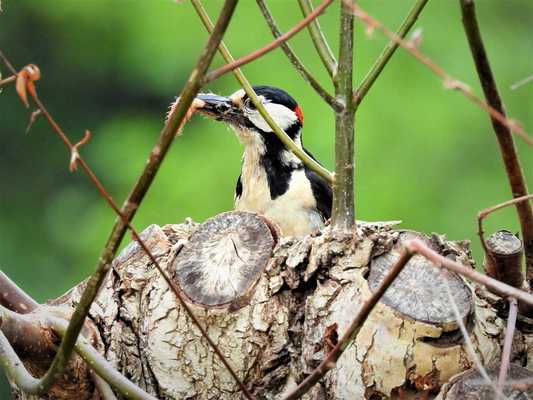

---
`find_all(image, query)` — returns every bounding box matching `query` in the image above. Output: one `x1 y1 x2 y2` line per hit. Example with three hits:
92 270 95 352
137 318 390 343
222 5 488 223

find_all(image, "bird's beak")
195 93 243 125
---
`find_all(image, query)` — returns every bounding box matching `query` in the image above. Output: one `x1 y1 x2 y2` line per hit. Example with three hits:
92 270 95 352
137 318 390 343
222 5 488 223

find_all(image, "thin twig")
0 271 39 314
91 371 118 400
204 0 334 84
0 74 15 87
444 282 503 400
191 0 334 184
281 248 414 400
69 129 92 172
477 194 533 268
460 0 533 284
331 0 355 231
25 109 42 134
353 0 429 107
479 194 533 221
343 0 533 146
297 0 337 77
410 239 533 306
510 74 533 91
0 2 252 397
255 0 340 110
497 298 518 396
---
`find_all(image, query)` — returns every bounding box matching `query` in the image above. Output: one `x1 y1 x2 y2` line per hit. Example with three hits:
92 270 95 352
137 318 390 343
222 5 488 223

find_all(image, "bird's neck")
241 131 303 173
238 131 303 205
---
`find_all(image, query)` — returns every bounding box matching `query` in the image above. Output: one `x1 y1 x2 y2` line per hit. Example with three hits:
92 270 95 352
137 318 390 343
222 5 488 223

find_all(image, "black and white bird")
194 85 332 236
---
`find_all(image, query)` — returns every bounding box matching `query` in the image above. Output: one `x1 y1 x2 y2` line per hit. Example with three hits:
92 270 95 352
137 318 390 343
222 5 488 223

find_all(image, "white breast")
235 160 323 236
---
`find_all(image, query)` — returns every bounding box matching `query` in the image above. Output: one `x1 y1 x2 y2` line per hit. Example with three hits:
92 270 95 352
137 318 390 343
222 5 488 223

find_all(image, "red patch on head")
294 105 304 125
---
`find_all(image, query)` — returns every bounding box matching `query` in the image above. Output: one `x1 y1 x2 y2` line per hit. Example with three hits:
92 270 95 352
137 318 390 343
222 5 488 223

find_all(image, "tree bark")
8 212 533 399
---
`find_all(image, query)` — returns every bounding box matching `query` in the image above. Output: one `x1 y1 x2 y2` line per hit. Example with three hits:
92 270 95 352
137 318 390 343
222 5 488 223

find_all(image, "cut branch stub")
172 211 276 308
369 231 472 330
437 364 533 399
484 229 524 288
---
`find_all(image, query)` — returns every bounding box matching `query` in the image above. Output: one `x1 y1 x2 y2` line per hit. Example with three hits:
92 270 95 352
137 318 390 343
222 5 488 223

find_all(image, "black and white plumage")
195 85 332 236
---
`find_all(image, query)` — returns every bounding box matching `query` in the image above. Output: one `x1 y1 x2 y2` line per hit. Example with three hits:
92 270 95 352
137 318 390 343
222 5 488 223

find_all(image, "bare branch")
0 305 158 400
0 1 251 396
498 298 518 396
48 316 157 400
204 0 334 84
478 195 533 279
0 330 41 392
191 0 334 184
510 74 533 91
0 306 56 361
255 0 340 110
91 371 118 400
297 0 337 77
69 129 92 172
460 0 533 284
0 74 15 87
343 1 533 146
281 248 414 400
0 271 39 314
331 1 355 231
410 239 533 306
353 0 429 107
479 195 533 222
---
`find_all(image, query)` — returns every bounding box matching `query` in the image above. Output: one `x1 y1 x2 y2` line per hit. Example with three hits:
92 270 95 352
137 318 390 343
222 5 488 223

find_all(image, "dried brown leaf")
323 322 338 354
15 64 40 108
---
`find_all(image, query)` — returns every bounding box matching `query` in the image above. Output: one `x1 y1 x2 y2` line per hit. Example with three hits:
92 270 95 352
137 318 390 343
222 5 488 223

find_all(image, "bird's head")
195 85 304 146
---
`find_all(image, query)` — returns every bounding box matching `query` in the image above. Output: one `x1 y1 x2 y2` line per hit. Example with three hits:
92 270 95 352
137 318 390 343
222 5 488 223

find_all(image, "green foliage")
1 0 531 306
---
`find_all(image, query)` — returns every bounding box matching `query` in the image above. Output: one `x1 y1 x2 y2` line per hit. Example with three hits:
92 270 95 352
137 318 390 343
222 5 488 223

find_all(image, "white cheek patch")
247 103 299 132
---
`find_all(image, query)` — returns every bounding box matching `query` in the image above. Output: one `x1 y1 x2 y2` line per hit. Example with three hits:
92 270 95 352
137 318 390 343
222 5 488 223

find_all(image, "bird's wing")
235 174 243 201
303 148 332 221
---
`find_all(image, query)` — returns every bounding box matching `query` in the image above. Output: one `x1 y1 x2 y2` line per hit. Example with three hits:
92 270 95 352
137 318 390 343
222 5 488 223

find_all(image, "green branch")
331 1 355 231
297 0 337 77
353 0 430 107
49 316 156 400
0 304 157 400
256 0 340 110
192 0 334 184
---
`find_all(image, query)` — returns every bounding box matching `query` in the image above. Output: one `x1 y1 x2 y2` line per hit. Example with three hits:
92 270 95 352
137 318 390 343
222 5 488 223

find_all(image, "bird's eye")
244 98 256 110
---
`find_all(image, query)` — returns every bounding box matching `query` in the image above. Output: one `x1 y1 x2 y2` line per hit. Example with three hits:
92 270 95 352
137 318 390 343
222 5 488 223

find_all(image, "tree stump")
173 211 275 308
484 230 524 289
436 364 533 399
10 213 533 399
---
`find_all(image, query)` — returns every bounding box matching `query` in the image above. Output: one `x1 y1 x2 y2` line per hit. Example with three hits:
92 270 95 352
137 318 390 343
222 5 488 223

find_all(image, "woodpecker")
194 85 332 236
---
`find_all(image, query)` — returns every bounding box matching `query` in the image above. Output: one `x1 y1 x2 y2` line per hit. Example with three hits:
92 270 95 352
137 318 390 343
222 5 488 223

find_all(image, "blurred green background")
0 0 532 395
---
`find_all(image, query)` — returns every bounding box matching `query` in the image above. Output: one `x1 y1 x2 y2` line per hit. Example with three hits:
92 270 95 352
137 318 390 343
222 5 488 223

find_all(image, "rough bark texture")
484 230 524 289
436 363 533 399
9 212 533 399
9 307 105 400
